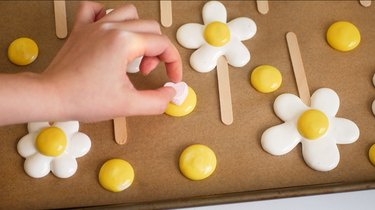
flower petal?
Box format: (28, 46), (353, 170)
(202, 1), (227, 25)
(177, 23), (205, 49)
(261, 122), (301, 155)
(274, 93), (308, 122)
(54, 121), (79, 137)
(24, 153), (52, 178)
(310, 88), (339, 117)
(51, 155), (78, 178)
(330, 117), (360, 144)
(28, 122), (49, 133)
(224, 40), (250, 67)
(17, 133), (37, 158)
(301, 137), (340, 171)
(190, 44), (223, 72)
(67, 132), (91, 158)
(228, 17), (257, 41)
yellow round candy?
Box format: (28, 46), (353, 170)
(36, 127), (67, 157)
(99, 159), (134, 192)
(8, 37), (39, 65)
(326, 21), (360, 52)
(165, 86), (197, 117)
(369, 144), (375, 166)
(297, 109), (329, 140)
(204, 21), (230, 47)
(179, 144), (217, 181)
(250, 65), (282, 93)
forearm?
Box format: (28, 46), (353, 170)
(0, 72), (63, 125)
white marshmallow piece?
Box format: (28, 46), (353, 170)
(164, 82), (189, 106)
(105, 9), (114, 14)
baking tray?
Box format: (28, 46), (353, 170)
(1, 1), (375, 209)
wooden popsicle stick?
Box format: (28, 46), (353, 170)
(256, 0), (269, 15)
(360, 0), (371, 7)
(160, 0), (172, 27)
(286, 32), (311, 105)
(217, 56), (233, 125)
(54, 0), (68, 39)
(114, 117), (127, 145)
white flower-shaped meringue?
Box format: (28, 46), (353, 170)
(17, 121), (91, 178)
(261, 88), (360, 171)
(176, 1), (257, 73)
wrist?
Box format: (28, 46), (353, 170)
(37, 72), (67, 122)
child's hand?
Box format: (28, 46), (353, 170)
(43, 1), (182, 122)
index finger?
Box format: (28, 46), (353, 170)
(127, 33), (182, 82)
(73, 1), (105, 30)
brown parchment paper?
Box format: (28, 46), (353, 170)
(1, 1), (375, 209)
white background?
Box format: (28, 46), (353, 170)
(179, 189), (375, 210)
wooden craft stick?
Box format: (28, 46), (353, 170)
(360, 0), (372, 7)
(286, 32), (311, 105)
(256, 0), (269, 15)
(114, 117), (127, 145)
(54, 0), (68, 39)
(160, 0), (172, 27)
(217, 56), (233, 125)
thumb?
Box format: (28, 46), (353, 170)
(126, 87), (176, 116)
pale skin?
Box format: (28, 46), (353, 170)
(0, 1), (182, 126)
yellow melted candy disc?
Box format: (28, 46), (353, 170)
(250, 65), (282, 93)
(179, 144), (217, 181)
(369, 144), (375, 166)
(36, 127), (67, 157)
(8, 37), (39, 65)
(99, 159), (134, 192)
(204, 21), (230, 47)
(165, 86), (197, 117)
(326, 21), (360, 52)
(297, 109), (329, 140)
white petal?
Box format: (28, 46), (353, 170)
(54, 121), (79, 137)
(227, 17), (257, 41)
(51, 155), (78, 178)
(177, 23), (205, 49)
(28, 122), (49, 133)
(310, 88), (340, 117)
(224, 39), (250, 67)
(261, 122), (301, 155)
(127, 56), (142, 73)
(24, 153), (52, 178)
(330, 118), (360, 144)
(17, 133), (37, 158)
(202, 1), (227, 25)
(190, 44), (223, 73)
(372, 99), (375, 116)
(301, 137), (340, 171)
(67, 132), (91, 158)
(274, 93), (308, 122)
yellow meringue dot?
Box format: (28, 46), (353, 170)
(179, 144), (216, 181)
(99, 159), (134, 192)
(369, 144), (375, 166)
(8, 37), (38, 65)
(36, 127), (67, 157)
(297, 109), (329, 140)
(165, 86), (197, 117)
(204, 21), (230, 47)
(326, 21), (360, 52)
(250, 65), (282, 93)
